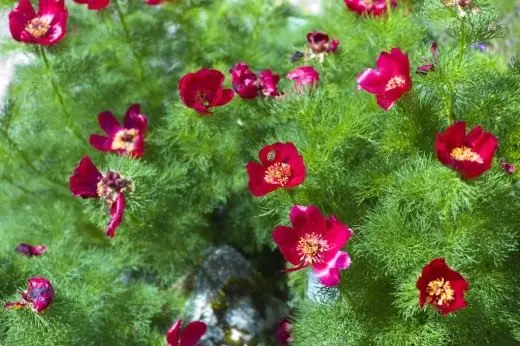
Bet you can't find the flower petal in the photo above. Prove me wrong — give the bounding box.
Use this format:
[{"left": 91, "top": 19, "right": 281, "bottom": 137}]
[
  {"left": 69, "top": 156, "right": 102, "bottom": 198},
  {"left": 272, "top": 226, "right": 301, "bottom": 265},
  {"left": 98, "top": 111, "right": 121, "bottom": 136},
  {"left": 166, "top": 320, "right": 182, "bottom": 346},
  {"left": 89, "top": 134, "right": 113, "bottom": 152},
  {"left": 106, "top": 193, "right": 125, "bottom": 238},
  {"left": 124, "top": 104, "right": 148, "bottom": 132},
  {"left": 180, "top": 321, "right": 207, "bottom": 346}
]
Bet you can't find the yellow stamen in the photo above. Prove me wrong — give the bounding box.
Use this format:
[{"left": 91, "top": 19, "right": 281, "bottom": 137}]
[
  {"left": 426, "top": 277, "right": 455, "bottom": 306},
  {"left": 385, "top": 76, "right": 405, "bottom": 91},
  {"left": 264, "top": 162, "right": 292, "bottom": 186},
  {"left": 296, "top": 233, "right": 329, "bottom": 265},
  {"left": 25, "top": 17, "right": 51, "bottom": 39},
  {"left": 450, "top": 146, "right": 483, "bottom": 163},
  {"left": 112, "top": 129, "right": 139, "bottom": 152}
]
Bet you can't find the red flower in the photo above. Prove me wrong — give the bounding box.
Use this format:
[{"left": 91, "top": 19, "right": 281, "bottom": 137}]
[
  {"left": 287, "top": 66, "right": 319, "bottom": 88},
  {"left": 89, "top": 104, "right": 148, "bottom": 158},
  {"left": 230, "top": 63, "right": 259, "bottom": 100},
  {"left": 357, "top": 48, "right": 412, "bottom": 110},
  {"left": 246, "top": 142, "right": 306, "bottom": 197},
  {"left": 500, "top": 160, "right": 516, "bottom": 175},
  {"left": 145, "top": 0, "right": 164, "bottom": 4},
  {"left": 344, "top": 0, "right": 397, "bottom": 16},
  {"left": 73, "top": 0, "right": 110, "bottom": 10},
  {"left": 9, "top": 0, "right": 68, "bottom": 46},
  {"left": 275, "top": 318, "right": 293, "bottom": 346},
  {"left": 272, "top": 205, "right": 353, "bottom": 287},
  {"left": 16, "top": 243, "right": 47, "bottom": 257},
  {"left": 416, "top": 258, "right": 469, "bottom": 315},
  {"left": 417, "top": 42, "right": 439, "bottom": 75},
  {"left": 178, "top": 68, "right": 234, "bottom": 115},
  {"left": 435, "top": 122, "right": 498, "bottom": 179},
  {"left": 69, "top": 156, "right": 132, "bottom": 238},
  {"left": 167, "top": 320, "right": 207, "bottom": 346},
  {"left": 307, "top": 32, "right": 339, "bottom": 54},
  {"left": 4, "top": 277, "right": 54, "bottom": 313},
  {"left": 259, "top": 70, "right": 282, "bottom": 97}
]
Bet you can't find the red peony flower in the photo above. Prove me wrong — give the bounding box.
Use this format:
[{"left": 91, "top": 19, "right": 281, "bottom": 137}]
[
  {"left": 167, "top": 320, "right": 207, "bottom": 346},
  {"left": 272, "top": 205, "right": 353, "bottom": 287},
  {"left": 417, "top": 42, "right": 439, "bottom": 75},
  {"left": 259, "top": 70, "right": 282, "bottom": 97},
  {"left": 69, "top": 156, "right": 132, "bottom": 238},
  {"left": 275, "top": 318, "right": 293, "bottom": 346},
  {"left": 9, "top": 0, "right": 68, "bottom": 46},
  {"left": 73, "top": 0, "right": 110, "bottom": 10},
  {"left": 246, "top": 142, "right": 306, "bottom": 197},
  {"left": 307, "top": 32, "right": 339, "bottom": 54},
  {"left": 287, "top": 66, "right": 319, "bottom": 88},
  {"left": 89, "top": 104, "right": 148, "bottom": 158},
  {"left": 178, "top": 68, "right": 234, "bottom": 115},
  {"left": 230, "top": 63, "right": 259, "bottom": 100},
  {"left": 16, "top": 243, "right": 47, "bottom": 257},
  {"left": 416, "top": 258, "right": 469, "bottom": 315},
  {"left": 344, "top": 0, "right": 397, "bottom": 16},
  {"left": 4, "top": 277, "right": 54, "bottom": 313},
  {"left": 435, "top": 122, "right": 498, "bottom": 179},
  {"left": 357, "top": 48, "right": 412, "bottom": 110}
]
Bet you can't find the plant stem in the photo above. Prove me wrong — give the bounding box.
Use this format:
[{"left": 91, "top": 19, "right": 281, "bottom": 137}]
[
  {"left": 38, "top": 47, "right": 84, "bottom": 143},
  {"left": 386, "top": 0, "right": 392, "bottom": 19},
  {"left": 458, "top": 18, "right": 466, "bottom": 66},
  {"left": 113, "top": 0, "right": 145, "bottom": 80}
]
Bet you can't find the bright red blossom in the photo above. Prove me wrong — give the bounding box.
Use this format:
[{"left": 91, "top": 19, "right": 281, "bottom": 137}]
[
  {"left": 344, "top": 0, "right": 397, "bottom": 16},
  {"left": 73, "top": 0, "right": 109, "bottom": 10},
  {"left": 69, "top": 156, "right": 131, "bottom": 238},
  {"left": 287, "top": 66, "right": 319, "bottom": 88},
  {"left": 435, "top": 122, "right": 498, "bottom": 179},
  {"left": 357, "top": 48, "right": 412, "bottom": 110},
  {"left": 89, "top": 104, "right": 148, "bottom": 158},
  {"left": 259, "top": 70, "right": 282, "bottom": 97},
  {"left": 5, "top": 277, "right": 54, "bottom": 313},
  {"left": 273, "top": 206, "right": 353, "bottom": 287},
  {"left": 16, "top": 243, "right": 47, "bottom": 257},
  {"left": 178, "top": 68, "right": 234, "bottom": 115},
  {"left": 167, "top": 320, "right": 207, "bottom": 346},
  {"left": 246, "top": 142, "right": 306, "bottom": 197},
  {"left": 230, "top": 63, "right": 281, "bottom": 99},
  {"left": 416, "top": 258, "right": 469, "bottom": 315},
  {"left": 9, "top": 0, "right": 68, "bottom": 46}
]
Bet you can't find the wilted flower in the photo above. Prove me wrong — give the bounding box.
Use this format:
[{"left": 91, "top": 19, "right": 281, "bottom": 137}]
[
  {"left": 357, "top": 48, "right": 412, "bottom": 110},
  {"left": 167, "top": 320, "right": 207, "bottom": 346},
  {"left": 89, "top": 104, "right": 148, "bottom": 158},
  {"left": 306, "top": 32, "right": 339, "bottom": 62},
  {"left": 500, "top": 160, "right": 516, "bottom": 175},
  {"left": 417, "top": 42, "right": 439, "bottom": 75},
  {"left": 9, "top": 0, "right": 68, "bottom": 46},
  {"left": 417, "top": 258, "right": 469, "bottom": 315},
  {"left": 16, "top": 243, "right": 47, "bottom": 257},
  {"left": 435, "top": 122, "right": 498, "bottom": 179},
  {"left": 5, "top": 277, "right": 54, "bottom": 313},
  {"left": 246, "top": 142, "right": 306, "bottom": 197},
  {"left": 273, "top": 205, "right": 353, "bottom": 286},
  {"left": 178, "top": 68, "right": 234, "bottom": 115}
]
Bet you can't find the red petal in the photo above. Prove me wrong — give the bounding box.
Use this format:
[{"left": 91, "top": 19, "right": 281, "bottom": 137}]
[
  {"left": 325, "top": 217, "right": 353, "bottom": 252},
  {"left": 124, "top": 104, "right": 148, "bottom": 132},
  {"left": 106, "top": 193, "right": 125, "bottom": 238},
  {"left": 89, "top": 134, "right": 113, "bottom": 152},
  {"left": 167, "top": 320, "right": 182, "bottom": 346},
  {"left": 69, "top": 156, "right": 102, "bottom": 198},
  {"left": 180, "top": 321, "right": 207, "bottom": 346},
  {"left": 356, "top": 68, "right": 387, "bottom": 94},
  {"left": 39, "top": 0, "right": 66, "bottom": 14},
  {"left": 246, "top": 162, "right": 277, "bottom": 197},
  {"left": 98, "top": 111, "right": 121, "bottom": 136},
  {"left": 212, "top": 88, "right": 234, "bottom": 107},
  {"left": 272, "top": 226, "right": 301, "bottom": 265},
  {"left": 285, "top": 155, "right": 306, "bottom": 187}
]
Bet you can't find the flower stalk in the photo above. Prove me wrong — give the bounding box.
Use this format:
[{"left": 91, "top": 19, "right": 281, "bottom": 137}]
[{"left": 113, "top": 0, "right": 144, "bottom": 80}]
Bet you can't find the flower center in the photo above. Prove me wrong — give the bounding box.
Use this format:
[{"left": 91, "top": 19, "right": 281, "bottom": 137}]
[
  {"left": 385, "top": 76, "right": 406, "bottom": 91},
  {"left": 264, "top": 162, "right": 292, "bottom": 186},
  {"left": 426, "top": 277, "right": 455, "bottom": 306},
  {"left": 112, "top": 129, "right": 139, "bottom": 152},
  {"left": 296, "top": 233, "right": 329, "bottom": 265},
  {"left": 195, "top": 89, "right": 211, "bottom": 107},
  {"left": 25, "top": 17, "right": 51, "bottom": 39},
  {"left": 450, "top": 146, "right": 483, "bottom": 163},
  {"left": 96, "top": 171, "right": 132, "bottom": 202},
  {"left": 364, "top": 0, "right": 375, "bottom": 5}
]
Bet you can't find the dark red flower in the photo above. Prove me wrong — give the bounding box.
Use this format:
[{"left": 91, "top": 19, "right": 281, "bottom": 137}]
[
  {"left": 275, "top": 318, "right": 293, "bottom": 346},
  {"left": 435, "top": 122, "right": 498, "bottom": 179},
  {"left": 16, "top": 243, "right": 47, "bottom": 257},
  {"left": 500, "top": 161, "right": 516, "bottom": 175},
  {"left": 167, "top": 320, "right": 207, "bottom": 346},
  {"left": 246, "top": 142, "right": 306, "bottom": 197},
  {"left": 259, "top": 70, "right": 282, "bottom": 97},
  {"left": 9, "top": 0, "right": 68, "bottom": 46},
  {"left": 287, "top": 66, "right": 319, "bottom": 88},
  {"left": 230, "top": 63, "right": 259, "bottom": 100},
  {"left": 89, "top": 104, "right": 148, "bottom": 158},
  {"left": 417, "top": 42, "right": 439, "bottom": 75},
  {"left": 69, "top": 156, "right": 132, "bottom": 238},
  {"left": 178, "top": 68, "right": 234, "bottom": 115},
  {"left": 307, "top": 32, "right": 339, "bottom": 54},
  {"left": 272, "top": 205, "right": 353, "bottom": 286},
  {"left": 145, "top": 0, "right": 164, "bottom": 4},
  {"left": 5, "top": 277, "right": 54, "bottom": 313},
  {"left": 73, "top": 0, "right": 109, "bottom": 10},
  {"left": 344, "top": 0, "right": 397, "bottom": 16},
  {"left": 357, "top": 48, "right": 412, "bottom": 110},
  {"left": 416, "top": 258, "right": 469, "bottom": 315}
]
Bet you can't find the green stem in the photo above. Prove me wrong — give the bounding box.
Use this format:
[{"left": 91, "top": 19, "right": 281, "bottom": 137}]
[
  {"left": 38, "top": 47, "right": 84, "bottom": 143},
  {"left": 113, "top": 0, "right": 144, "bottom": 79},
  {"left": 457, "top": 18, "right": 466, "bottom": 66},
  {"left": 386, "top": 0, "right": 392, "bottom": 19}
]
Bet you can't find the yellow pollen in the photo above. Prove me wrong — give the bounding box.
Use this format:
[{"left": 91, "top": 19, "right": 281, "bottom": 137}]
[
  {"left": 385, "top": 76, "right": 405, "bottom": 91},
  {"left": 25, "top": 17, "right": 51, "bottom": 39},
  {"left": 264, "top": 162, "right": 292, "bottom": 186},
  {"left": 450, "top": 146, "right": 483, "bottom": 163},
  {"left": 426, "top": 277, "right": 455, "bottom": 306},
  {"left": 297, "top": 233, "right": 329, "bottom": 265},
  {"left": 364, "top": 0, "right": 375, "bottom": 5},
  {"left": 112, "top": 129, "right": 138, "bottom": 152}
]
